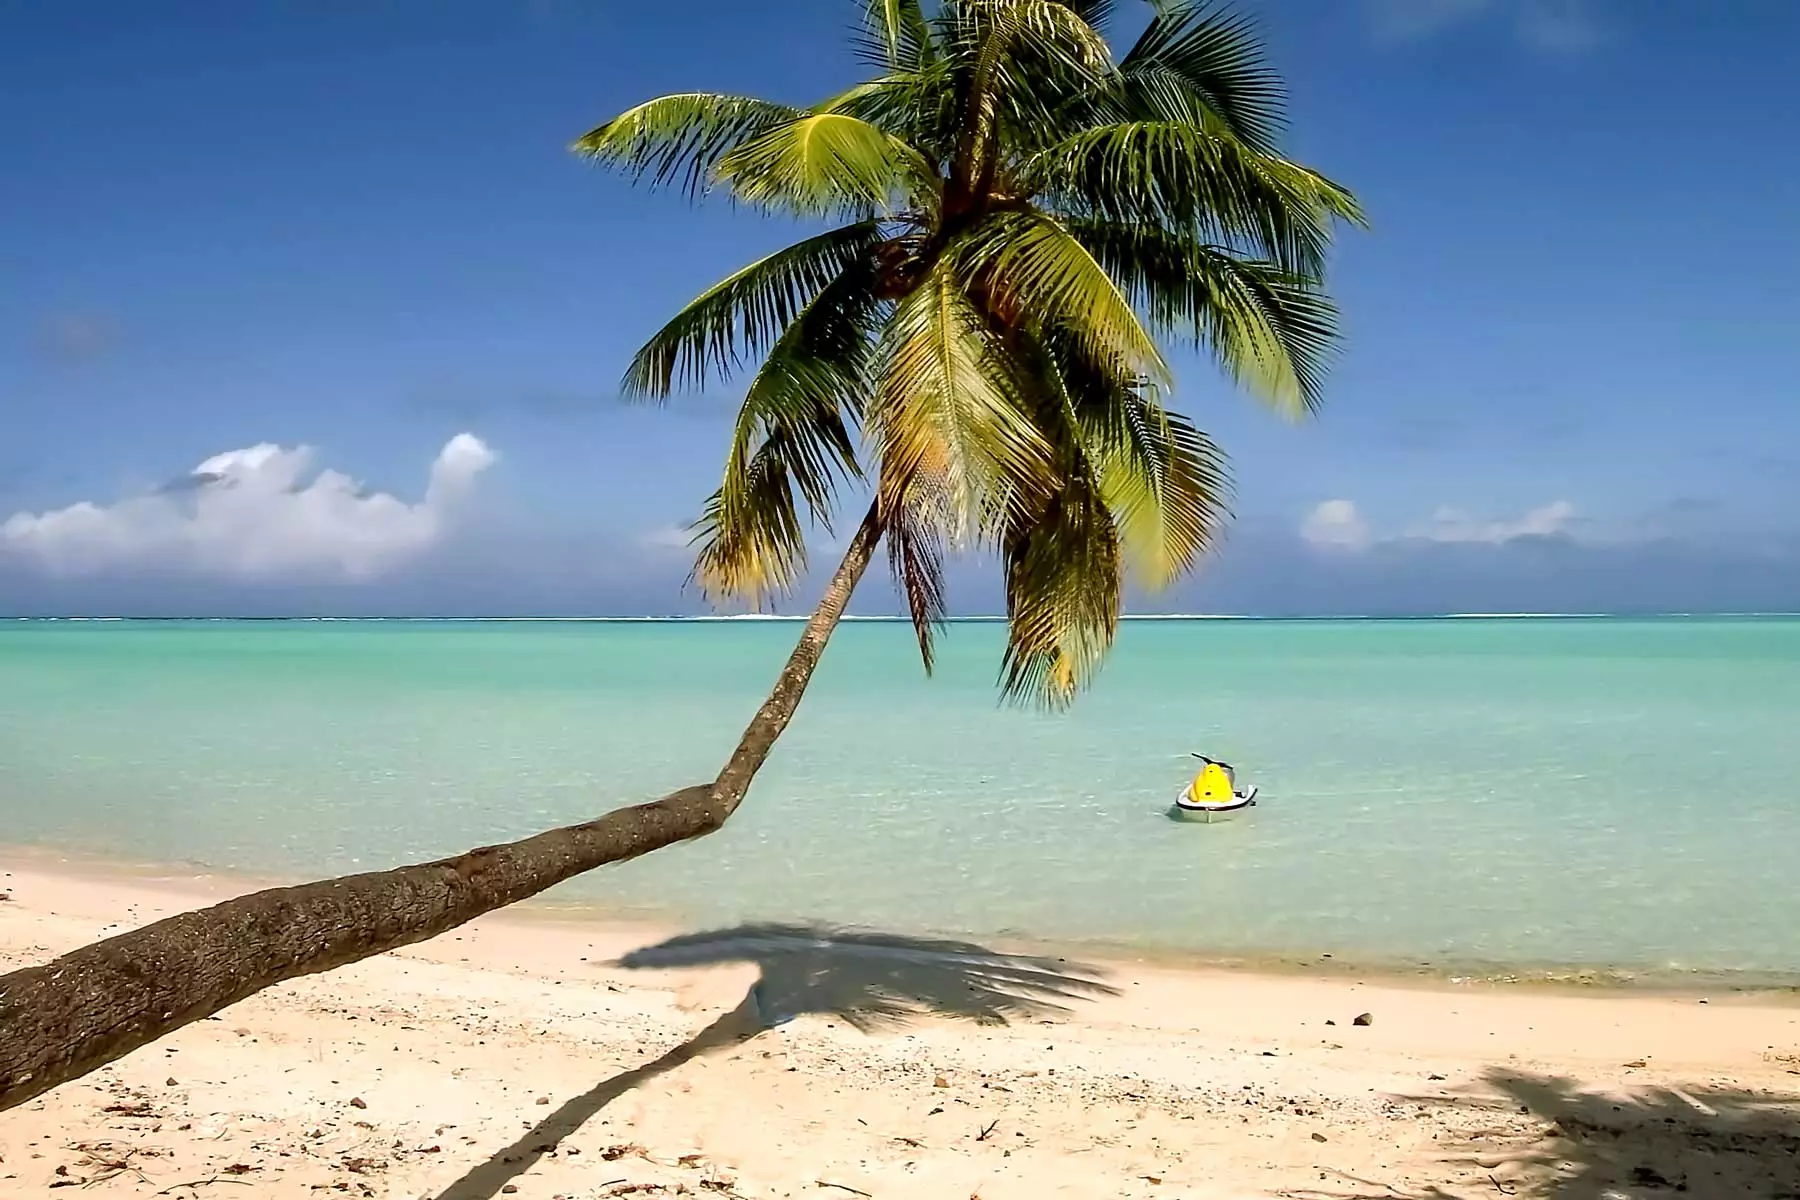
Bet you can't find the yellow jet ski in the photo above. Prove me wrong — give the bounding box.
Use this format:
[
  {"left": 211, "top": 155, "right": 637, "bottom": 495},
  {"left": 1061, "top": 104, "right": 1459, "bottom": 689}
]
[{"left": 1172, "top": 754, "right": 1258, "bottom": 822}]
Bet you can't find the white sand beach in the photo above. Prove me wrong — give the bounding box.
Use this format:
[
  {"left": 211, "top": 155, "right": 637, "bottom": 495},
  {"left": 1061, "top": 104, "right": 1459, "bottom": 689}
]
[{"left": 3, "top": 859, "right": 1798, "bottom": 1199}]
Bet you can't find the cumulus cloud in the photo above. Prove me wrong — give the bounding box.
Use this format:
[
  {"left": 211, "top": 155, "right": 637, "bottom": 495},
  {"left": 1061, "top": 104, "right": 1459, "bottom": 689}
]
[
  {"left": 1300, "top": 499, "right": 1374, "bottom": 551},
  {"left": 1302, "top": 498, "right": 1577, "bottom": 552},
  {"left": 1367, "top": 0, "right": 1603, "bottom": 51},
  {"left": 1, "top": 433, "right": 495, "bottom": 581}
]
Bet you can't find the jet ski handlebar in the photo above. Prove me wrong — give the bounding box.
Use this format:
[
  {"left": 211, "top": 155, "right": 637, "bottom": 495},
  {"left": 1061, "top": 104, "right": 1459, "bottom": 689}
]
[{"left": 1190, "top": 753, "right": 1235, "bottom": 770}]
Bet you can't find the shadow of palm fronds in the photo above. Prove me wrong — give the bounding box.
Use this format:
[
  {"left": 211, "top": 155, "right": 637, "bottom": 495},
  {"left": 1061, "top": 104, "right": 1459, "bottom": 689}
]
[
  {"left": 1412, "top": 1069, "right": 1800, "bottom": 1199},
  {"left": 615, "top": 922, "right": 1120, "bottom": 1031},
  {"left": 433, "top": 925, "right": 1116, "bottom": 1200}
]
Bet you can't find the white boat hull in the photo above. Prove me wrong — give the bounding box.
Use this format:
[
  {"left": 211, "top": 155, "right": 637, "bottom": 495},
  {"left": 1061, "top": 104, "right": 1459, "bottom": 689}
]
[{"left": 1170, "top": 784, "right": 1258, "bottom": 823}]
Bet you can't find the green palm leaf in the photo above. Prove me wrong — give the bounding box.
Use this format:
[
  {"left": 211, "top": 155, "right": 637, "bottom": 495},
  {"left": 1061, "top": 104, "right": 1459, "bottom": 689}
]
[
  {"left": 1029, "top": 326, "right": 1231, "bottom": 590},
  {"left": 882, "top": 468, "right": 952, "bottom": 670},
  {"left": 691, "top": 427, "right": 819, "bottom": 606},
  {"left": 1119, "top": 0, "right": 1286, "bottom": 154},
  {"left": 948, "top": 0, "right": 1118, "bottom": 185},
  {"left": 695, "top": 262, "right": 883, "bottom": 603},
  {"left": 854, "top": 0, "right": 936, "bottom": 70},
  {"left": 1091, "top": 392, "right": 1231, "bottom": 588},
  {"left": 573, "top": 93, "right": 802, "bottom": 197},
  {"left": 996, "top": 456, "right": 1122, "bottom": 709},
  {"left": 1026, "top": 120, "right": 1363, "bottom": 277},
  {"left": 952, "top": 208, "right": 1170, "bottom": 390},
  {"left": 623, "top": 221, "right": 883, "bottom": 398},
  {"left": 1066, "top": 218, "right": 1340, "bottom": 416},
  {"left": 717, "top": 114, "right": 938, "bottom": 219},
  {"left": 870, "top": 262, "right": 1056, "bottom": 533}
]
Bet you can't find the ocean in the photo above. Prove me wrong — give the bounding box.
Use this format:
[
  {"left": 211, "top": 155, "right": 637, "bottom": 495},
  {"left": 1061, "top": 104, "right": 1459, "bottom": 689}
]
[{"left": 3, "top": 616, "right": 1798, "bottom": 982}]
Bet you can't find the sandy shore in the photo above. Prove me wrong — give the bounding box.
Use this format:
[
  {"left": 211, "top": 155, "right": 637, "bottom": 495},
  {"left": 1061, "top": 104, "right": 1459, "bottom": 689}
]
[{"left": 3, "top": 860, "right": 1799, "bottom": 1199}]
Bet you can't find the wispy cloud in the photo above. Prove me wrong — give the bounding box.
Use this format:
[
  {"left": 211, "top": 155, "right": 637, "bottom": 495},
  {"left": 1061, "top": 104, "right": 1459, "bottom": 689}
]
[
  {"left": 33, "top": 312, "right": 120, "bottom": 365},
  {"left": 1302, "top": 498, "right": 1578, "bottom": 552},
  {"left": 1366, "top": 0, "right": 1605, "bottom": 52},
  {"left": 638, "top": 523, "right": 696, "bottom": 552},
  {"left": 1, "top": 434, "right": 496, "bottom": 580},
  {"left": 1407, "top": 500, "right": 1577, "bottom": 544}
]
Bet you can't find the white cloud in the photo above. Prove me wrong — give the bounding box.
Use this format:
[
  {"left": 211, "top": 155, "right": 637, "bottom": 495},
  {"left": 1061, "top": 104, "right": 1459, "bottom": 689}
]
[
  {"left": 1367, "top": 0, "right": 1603, "bottom": 51},
  {"left": 1, "top": 433, "right": 496, "bottom": 580},
  {"left": 1367, "top": 0, "right": 1488, "bottom": 40},
  {"left": 638, "top": 524, "right": 696, "bottom": 552},
  {"left": 1302, "top": 498, "right": 1577, "bottom": 552},
  {"left": 1408, "top": 500, "right": 1576, "bottom": 544},
  {"left": 1300, "top": 499, "right": 1374, "bottom": 551},
  {"left": 1516, "top": 0, "right": 1603, "bottom": 50}
]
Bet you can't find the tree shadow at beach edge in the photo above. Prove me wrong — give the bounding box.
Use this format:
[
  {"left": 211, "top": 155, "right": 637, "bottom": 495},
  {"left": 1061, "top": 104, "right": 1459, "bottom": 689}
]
[
  {"left": 430, "top": 922, "right": 1119, "bottom": 1200},
  {"left": 1326, "top": 1068, "right": 1800, "bottom": 1200}
]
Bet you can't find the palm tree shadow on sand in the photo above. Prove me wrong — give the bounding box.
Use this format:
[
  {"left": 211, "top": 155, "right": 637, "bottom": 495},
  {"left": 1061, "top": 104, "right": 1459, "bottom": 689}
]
[
  {"left": 1299, "top": 1069, "right": 1800, "bottom": 1200},
  {"left": 431, "top": 923, "right": 1117, "bottom": 1200}
]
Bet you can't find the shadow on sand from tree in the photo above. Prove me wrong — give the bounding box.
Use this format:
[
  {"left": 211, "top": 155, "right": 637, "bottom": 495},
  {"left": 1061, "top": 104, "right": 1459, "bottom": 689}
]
[
  {"left": 1295, "top": 1069, "right": 1800, "bottom": 1200},
  {"left": 431, "top": 923, "right": 1117, "bottom": 1200}
]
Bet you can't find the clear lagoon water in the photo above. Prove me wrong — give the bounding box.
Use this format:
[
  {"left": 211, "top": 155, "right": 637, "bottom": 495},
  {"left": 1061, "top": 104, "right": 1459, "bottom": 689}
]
[{"left": 3, "top": 617, "right": 1798, "bottom": 980}]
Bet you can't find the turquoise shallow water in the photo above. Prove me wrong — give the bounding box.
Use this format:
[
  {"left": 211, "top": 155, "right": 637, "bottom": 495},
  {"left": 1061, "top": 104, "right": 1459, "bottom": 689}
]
[{"left": 3, "top": 617, "right": 1799, "bottom": 979}]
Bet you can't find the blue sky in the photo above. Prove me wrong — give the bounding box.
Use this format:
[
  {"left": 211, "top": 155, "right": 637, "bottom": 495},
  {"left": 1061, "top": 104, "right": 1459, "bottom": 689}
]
[{"left": 3, "top": 0, "right": 1797, "bottom": 616}]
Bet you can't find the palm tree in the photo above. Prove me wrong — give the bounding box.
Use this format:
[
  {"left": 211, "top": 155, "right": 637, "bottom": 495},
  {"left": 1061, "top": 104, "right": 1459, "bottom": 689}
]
[{"left": 0, "top": 0, "right": 1357, "bottom": 1113}]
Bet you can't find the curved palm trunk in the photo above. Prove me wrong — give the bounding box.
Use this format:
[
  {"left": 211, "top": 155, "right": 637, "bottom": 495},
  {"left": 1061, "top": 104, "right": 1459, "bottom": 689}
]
[{"left": 0, "top": 502, "right": 885, "bottom": 1114}]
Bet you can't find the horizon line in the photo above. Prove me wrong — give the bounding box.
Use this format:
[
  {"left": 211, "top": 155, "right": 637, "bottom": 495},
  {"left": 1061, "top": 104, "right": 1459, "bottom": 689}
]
[{"left": 5, "top": 612, "right": 1799, "bottom": 624}]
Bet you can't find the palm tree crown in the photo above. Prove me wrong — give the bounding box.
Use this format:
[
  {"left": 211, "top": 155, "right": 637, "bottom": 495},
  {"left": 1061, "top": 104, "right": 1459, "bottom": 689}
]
[{"left": 576, "top": 0, "right": 1363, "bottom": 706}]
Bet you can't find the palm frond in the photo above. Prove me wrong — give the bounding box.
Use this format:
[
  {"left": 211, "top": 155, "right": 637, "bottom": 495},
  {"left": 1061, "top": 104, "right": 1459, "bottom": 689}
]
[
  {"left": 623, "top": 221, "right": 882, "bottom": 398},
  {"left": 952, "top": 208, "right": 1170, "bottom": 390},
  {"left": 996, "top": 458, "right": 1122, "bottom": 709},
  {"left": 573, "top": 93, "right": 802, "bottom": 197},
  {"left": 882, "top": 470, "right": 952, "bottom": 671},
  {"left": 853, "top": 0, "right": 936, "bottom": 70},
  {"left": 1024, "top": 323, "right": 1232, "bottom": 588},
  {"left": 1060, "top": 0, "right": 1118, "bottom": 36},
  {"left": 948, "top": 0, "right": 1118, "bottom": 187},
  {"left": 690, "top": 428, "right": 815, "bottom": 606},
  {"left": 820, "top": 63, "right": 961, "bottom": 162},
  {"left": 717, "top": 114, "right": 938, "bottom": 219},
  {"left": 1119, "top": 1, "right": 1285, "bottom": 154},
  {"left": 1026, "top": 120, "right": 1364, "bottom": 277},
  {"left": 870, "top": 262, "right": 1056, "bottom": 534},
  {"left": 1065, "top": 218, "right": 1341, "bottom": 416},
  {"left": 696, "top": 262, "right": 883, "bottom": 603},
  {"left": 1092, "top": 392, "right": 1232, "bottom": 587}
]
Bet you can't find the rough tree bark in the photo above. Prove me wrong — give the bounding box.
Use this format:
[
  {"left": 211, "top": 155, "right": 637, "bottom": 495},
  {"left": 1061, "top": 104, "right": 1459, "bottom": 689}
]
[{"left": 0, "top": 501, "right": 886, "bottom": 1113}]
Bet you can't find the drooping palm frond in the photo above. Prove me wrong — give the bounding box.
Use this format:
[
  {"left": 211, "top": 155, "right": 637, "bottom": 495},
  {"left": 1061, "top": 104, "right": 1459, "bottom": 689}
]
[
  {"left": 1118, "top": 0, "right": 1285, "bottom": 154},
  {"left": 1065, "top": 218, "right": 1340, "bottom": 416},
  {"left": 691, "top": 425, "right": 821, "bottom": 606},
  {"left": 1090, "top": 391, "right": 1231, "bottom": 587},
  {"left": 952, "top": 208, "right": 1170, "bottom": 390},
  {"left": 716, "top": 114, "right": 938, "bottom": 219},
  {"left": 572, "top": 93, "right": 802, "bottom": 197},
  {"left": 869, "top": 262, "right": 1056, "bottom": 533},
  {"left": 697, "top": 264, "right": 883, "bottom": 602},
  {"left": 1029, "top": 325, "right": 1230, "bottom": 590},
  {"left": 623, "top": 221, "right": 883, "bottom": 397},
  {"left": 996, "top": 454, "right": 1123, "bottom": 708},
  {"left": 882, "top": 468, "right": 952, "bottom": 671},
  {"left": 1025, "top": 120, "right": 1363, "bottom": 277}
]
